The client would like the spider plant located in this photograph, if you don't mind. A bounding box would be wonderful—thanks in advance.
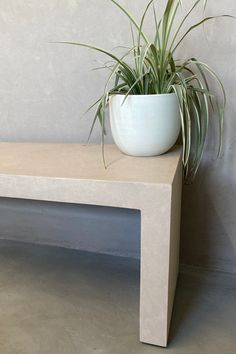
[59,0,233,182]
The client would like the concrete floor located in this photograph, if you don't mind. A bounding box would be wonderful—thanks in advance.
[0,241,235,354]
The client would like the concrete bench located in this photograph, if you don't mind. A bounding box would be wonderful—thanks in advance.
[0,143,182,347]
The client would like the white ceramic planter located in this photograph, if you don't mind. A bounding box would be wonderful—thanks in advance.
[109,93,181,156]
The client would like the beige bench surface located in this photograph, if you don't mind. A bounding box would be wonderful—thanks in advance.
[0,143,181,184]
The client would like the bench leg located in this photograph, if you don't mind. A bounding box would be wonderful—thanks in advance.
[139,167,182,347]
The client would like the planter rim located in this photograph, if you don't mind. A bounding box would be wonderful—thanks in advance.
[110,92,177,98]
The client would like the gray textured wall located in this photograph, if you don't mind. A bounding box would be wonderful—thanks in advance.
[0,0,235,272]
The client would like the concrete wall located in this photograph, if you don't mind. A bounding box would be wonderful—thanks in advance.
[0,0,235,272]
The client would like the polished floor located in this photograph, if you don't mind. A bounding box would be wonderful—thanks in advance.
[0,240,235,354]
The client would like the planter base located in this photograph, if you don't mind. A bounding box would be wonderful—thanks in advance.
[110,93,181,157]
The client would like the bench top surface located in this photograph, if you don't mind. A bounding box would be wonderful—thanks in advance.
[0,143,182,185]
